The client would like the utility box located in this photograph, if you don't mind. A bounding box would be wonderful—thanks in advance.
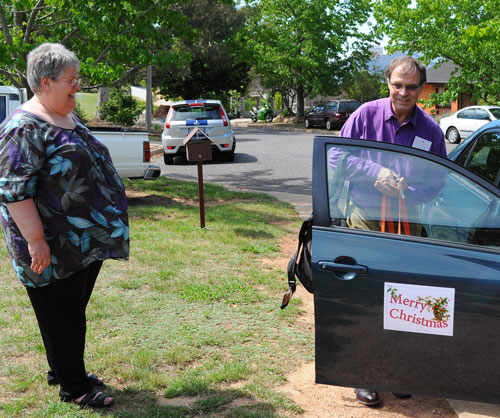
[183,128,214,162]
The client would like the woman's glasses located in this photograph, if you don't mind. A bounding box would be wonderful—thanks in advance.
[58,77,81,87]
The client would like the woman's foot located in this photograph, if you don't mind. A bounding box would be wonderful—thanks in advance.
[61,388,114,408]
[47,370,104,386]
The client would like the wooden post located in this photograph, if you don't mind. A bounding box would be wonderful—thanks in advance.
[146,65,152,132]
[197,161,205,228]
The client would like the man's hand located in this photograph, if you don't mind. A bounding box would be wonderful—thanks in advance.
[374,167,407,198]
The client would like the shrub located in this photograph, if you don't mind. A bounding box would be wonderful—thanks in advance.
[101,89,142,126]
[72,101,88,124]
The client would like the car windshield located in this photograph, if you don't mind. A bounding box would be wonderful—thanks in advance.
[172,104,221,121]
[338,101,361,111]
[489,108,500,119]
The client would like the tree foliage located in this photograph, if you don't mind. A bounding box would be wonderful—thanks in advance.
[100,89,142,126]
[241,0,375,120]
[374,0,500,105]
[343,67,388,103]
[154,0,250,100]
[0,0,191,93]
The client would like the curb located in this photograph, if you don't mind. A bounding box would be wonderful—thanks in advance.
[230,118,338,134]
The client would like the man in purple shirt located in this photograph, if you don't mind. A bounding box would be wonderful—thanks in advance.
[336,56,447,406]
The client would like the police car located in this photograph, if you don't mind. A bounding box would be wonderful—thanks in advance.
[161,99,236,164]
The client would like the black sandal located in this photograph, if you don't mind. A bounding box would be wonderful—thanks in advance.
[47,370,104,386]
[60,387,114,408]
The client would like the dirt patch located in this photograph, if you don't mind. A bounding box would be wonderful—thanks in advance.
[156,394,200,408]
[270,235,457,417]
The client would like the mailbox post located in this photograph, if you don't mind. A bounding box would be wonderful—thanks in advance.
[183,127,214,228]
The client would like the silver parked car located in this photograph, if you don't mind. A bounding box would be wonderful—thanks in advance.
[439,105,500,144]
[162,99,236,164]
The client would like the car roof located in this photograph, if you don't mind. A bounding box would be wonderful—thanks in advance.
[171,99,222,106]
[458,105,500,111]
[448,119,500,161]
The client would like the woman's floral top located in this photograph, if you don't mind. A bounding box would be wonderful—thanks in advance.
[0,110,129,287]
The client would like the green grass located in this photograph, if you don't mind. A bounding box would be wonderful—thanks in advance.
[0,177,312,417]
[77,92,98,120]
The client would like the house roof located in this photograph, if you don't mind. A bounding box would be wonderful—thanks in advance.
[426,60,461,84]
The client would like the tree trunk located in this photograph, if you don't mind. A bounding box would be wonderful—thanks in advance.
[95,87,111,119]
[295,84,305,123]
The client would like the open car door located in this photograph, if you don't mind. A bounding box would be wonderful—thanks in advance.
[312,136,500,402]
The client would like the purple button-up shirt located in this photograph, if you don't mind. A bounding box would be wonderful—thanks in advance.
[330,97,447,209]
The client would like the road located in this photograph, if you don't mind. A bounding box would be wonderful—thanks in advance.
[157,126,458,218]
[159,126,315,217]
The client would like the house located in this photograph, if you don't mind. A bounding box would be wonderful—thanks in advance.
[418,60,475,116]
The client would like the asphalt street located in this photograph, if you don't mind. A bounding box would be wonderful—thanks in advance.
[158,125,315,218]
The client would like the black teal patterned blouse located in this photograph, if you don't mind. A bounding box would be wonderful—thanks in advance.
[0,110,129,287]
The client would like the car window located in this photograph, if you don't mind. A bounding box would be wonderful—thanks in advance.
[475,109,490,120]
[172,104,221,121]
[326,143,500,248]
[464,133,500,186]
[314,105,325,112]
[457,109,475,119]
[338,101,361,111]
[326,102,338,111]
[489,108,500,119]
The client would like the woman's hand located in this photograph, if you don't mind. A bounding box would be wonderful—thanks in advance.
[28,238,51,274]
[6,199,52,275]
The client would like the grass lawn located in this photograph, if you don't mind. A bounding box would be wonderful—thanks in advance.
[77,92,98,120]
[0,177,313,417]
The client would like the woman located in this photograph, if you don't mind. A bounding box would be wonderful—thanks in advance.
[0,43,129,407]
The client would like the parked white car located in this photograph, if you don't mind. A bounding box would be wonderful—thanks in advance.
[440,105,500,144]
[162,99,236,164]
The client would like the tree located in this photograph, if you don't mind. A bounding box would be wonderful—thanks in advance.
[154,0,250,100]
[0,1,191,95]
[374,0,500,105]
[241,0,375,122]
[343,67,388,103]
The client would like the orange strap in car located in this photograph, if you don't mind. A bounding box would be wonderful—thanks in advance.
[381,194,410,235]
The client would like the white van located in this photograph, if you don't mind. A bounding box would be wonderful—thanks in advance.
[0,86,28,123]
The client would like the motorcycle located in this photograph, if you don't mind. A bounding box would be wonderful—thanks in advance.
[250,104,274,122]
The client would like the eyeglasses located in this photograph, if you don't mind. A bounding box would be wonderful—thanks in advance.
[389,82,421,92]
[59,77,81,87]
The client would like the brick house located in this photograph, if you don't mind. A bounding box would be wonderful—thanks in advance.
[418,60,475,116]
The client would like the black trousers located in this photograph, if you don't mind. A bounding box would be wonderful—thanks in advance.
[25,261,103,398]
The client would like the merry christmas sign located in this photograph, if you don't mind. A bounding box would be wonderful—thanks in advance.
[384,282,455,337]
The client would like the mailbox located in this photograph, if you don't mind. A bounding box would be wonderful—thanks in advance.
[183,128,214,162]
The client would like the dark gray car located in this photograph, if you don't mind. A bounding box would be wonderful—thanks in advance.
[305,99,361,130]
[311,135,500,402]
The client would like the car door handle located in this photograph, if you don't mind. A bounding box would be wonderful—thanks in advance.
[317,261,368,274]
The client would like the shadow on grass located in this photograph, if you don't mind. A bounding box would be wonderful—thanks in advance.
[97,387,284,418]
[126,194,178,208]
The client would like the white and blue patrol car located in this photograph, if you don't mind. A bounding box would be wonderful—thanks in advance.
[162,99,236,164]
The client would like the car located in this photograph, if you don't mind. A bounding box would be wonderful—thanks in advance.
[304,99,361,130]
[439,105,500,144]
[310,134,500,403]
[448,119,500,187]
[162,99,236,164]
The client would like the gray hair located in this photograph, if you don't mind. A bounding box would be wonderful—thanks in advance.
[26,43,80,93]
[385,55,427,86]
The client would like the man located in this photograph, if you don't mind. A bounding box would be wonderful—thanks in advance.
[338,55,447,406]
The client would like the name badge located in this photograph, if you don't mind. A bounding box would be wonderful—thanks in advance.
[412,136,432,151]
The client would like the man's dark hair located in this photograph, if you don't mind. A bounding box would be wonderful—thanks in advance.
[385,56,427,86]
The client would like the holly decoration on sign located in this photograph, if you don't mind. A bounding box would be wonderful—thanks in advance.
[417,296,450,321]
